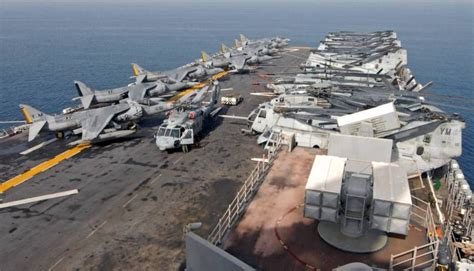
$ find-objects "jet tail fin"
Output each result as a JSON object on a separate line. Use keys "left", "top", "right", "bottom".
{"left": 74, "top": 81, "right": 94, "bottom": 96}
{"left": 234, "top": 39, "right": 243, "bottom": 48}
{"left": 240, "top": 34, "right": 249, "bottom": 43}
{"left": 220, "top": 43, "right": 230, "bottom": 54}
{"left": 19, "top": 104, "right": 49, "bottom": 124}
{"left": 74, "top": 81, "right": 95, "bottom": 109}
{"left": 131, "top": 63, "right": 148, "bottom": 76}
{"left": 79, "top": 95, "right": 95, "bottom": 109}
{"left": 19, "top": 104, "right": 49, "bottom": 141}
{"left": 201, "top": 51, "right": 212, "bottom": 62}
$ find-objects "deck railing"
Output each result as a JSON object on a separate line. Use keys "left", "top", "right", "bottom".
{"left": 390, "top": 195, "right": 440, "bottom": 270}
{"left": 207, "top": 133, "right": 282, "bottom": 246}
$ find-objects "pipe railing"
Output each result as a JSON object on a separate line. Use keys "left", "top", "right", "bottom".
{"left": 390, "top": 195, "right": 440, "bottom": 270}
{"left": 208, "top": 133, "right": 282, "bottom": 246}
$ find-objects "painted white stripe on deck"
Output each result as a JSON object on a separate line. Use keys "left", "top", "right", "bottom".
{"left": 173, "top": 157, "right": 183, "bottom": 165}
{"left": 122, "top": 194, "right": 138, "bottom": 208}
{"left": 48, "top": 257, "right": 64, "bottom": 271}
{"left": 150, "top": 174, "right": 162, "bottom": 185}
{"left": 20, "top": 138, "right": 58, "bottom": 155}
{"left": 86, "top": 220, "right": 107, "bottom": 239}
{"left": 0, "top": 189, "right": 78, "bottom": 209}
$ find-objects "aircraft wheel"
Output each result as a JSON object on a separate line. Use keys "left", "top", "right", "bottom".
{"left": 56, "top": 131, "right": 64, "bottom": 139}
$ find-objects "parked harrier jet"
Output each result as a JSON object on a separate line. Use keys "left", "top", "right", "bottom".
{"left": 201, "top": 44, "right": 276, "bottom": 73}
{"left": 220, "top": 43, "right": 276, "bottom": 64}
{"left": 20, "top": 102, "right": 143, "bottom": 142}
{"left": 200, "top": 51, "right": 251, "bottom": 73}
{"left": 224, "top": 41, "right": 279, "bottom": 57}
{"left": 131, "top": 63, "right": 223, "bottom": 83}
{"left": 20, "top": 77, "right": 219, "bottom": 143}
{"left": 238, "top": 34, "right": 289, "bottom": 49}
{"left": 73, "top": 79, "right": 188, "bottom": 109}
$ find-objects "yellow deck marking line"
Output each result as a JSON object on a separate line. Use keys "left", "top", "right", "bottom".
{"left": 0, "top": 143, "right": 91, "bottom": 194}
{"left": 167, "top": 71, "right": 229, "bottom": 103}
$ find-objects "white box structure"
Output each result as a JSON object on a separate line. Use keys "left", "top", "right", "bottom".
{"left": 337, "top": 102, "right": 400, "bottom": 137}
{"left": 304, "top": 155, "right": 347, "bottom": 222}
{"left": 371, "top": 162, "right": 412, "bottom": 235}
{"left": 328, "top": 134, "right": 393, "bottom": 163}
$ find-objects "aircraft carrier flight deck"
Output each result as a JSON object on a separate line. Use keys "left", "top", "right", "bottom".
{"left": 0, "top": 47, "right": 309, "bottom": 270}
{"left": 1, "top": 31, "right": 472, "bottom": 270}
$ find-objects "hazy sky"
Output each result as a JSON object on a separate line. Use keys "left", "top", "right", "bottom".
{"left": 1, "top": 0, "right": 472, "bottom": 3}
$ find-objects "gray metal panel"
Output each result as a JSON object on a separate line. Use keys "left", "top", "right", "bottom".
{"left": 186, "top": 232, "right": 255, "bottom": 271}
{"left": 322, "top": 193, "right": 339, "bottom": 208}
{"left": 373, "top": 200, "right": 391, "bottom": 217}
{"left": 392, "top": 203, "right": 411, "bottom": 220}
{"left": 347, "top": 197, "right": 365, "bottom": 212}
{"left": 305, "top": 190, "right": 321, "bottom": 206}
{"left": 389, "top": 218, "right": 409, "bottom": 235}
{"left": 320, "top": 207, "right": 337, "bottom": 222}
{"left": 371, "top": 215, "right": 389, "bottom": 231}
{"left": 304, "top": 205, "right": 320, "bottom": 220}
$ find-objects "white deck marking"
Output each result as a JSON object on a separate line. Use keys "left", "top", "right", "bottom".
{"left": 173, "top": 157, "right": 183, "bottom": 165}
{"left": 20, "top": 138, "right": 58, "bottom": 155}
{"left": 221, "top": 88, "right": 233, "bottom": 91}
{"left": 150, "top": 174, "right": 162, "bottom": 185}
{"left": 86, "top": 220, "right": 107, "bottom": 239}
{"left": 0, "top": 189, "right": 78, "bottom": 209}
{"left": 48, "top": 257, "right": 64, "bottom": 271}
{"left": 219, "top": 115, "right": 248, "bottom": 120}
{"left": 122, "top": 194, "right": 138, "bottom": 208}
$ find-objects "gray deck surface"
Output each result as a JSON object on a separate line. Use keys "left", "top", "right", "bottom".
{"left": 0, "top": 48, "right": 311, "bottom": 270}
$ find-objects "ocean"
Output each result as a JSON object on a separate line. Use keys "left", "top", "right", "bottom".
{"left": 0, "top": 0, "right": 472, "bottom": 185}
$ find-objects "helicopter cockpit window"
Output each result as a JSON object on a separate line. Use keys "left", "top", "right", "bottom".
{"left": 157, "top": 127, "right": 166, "bottom": 136}
{"left": 170, "top": 128, "right": 180, "bottom": 138}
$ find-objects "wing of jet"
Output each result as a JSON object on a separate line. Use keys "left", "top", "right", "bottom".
{"left": 162, "top": 66, "right": 198, "bottom": 83}
{"left": 190, "top": 85, "right": 210, "bottom": 104}
{"left": 230, "top": 55, "right": 249, "bottom": 71}
{"left": 127, "top": 83, "right": 158, "bottom": 102}
{"left": 81, "top": 104, "right": 130, "bottom": 141}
